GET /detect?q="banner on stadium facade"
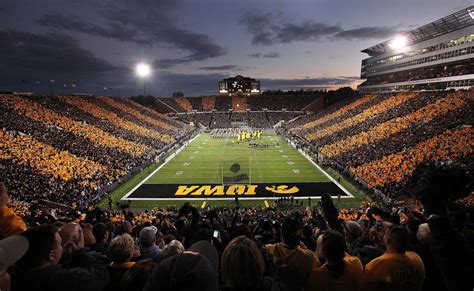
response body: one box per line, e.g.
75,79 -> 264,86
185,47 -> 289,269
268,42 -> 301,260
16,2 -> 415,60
124,182 -> 349,200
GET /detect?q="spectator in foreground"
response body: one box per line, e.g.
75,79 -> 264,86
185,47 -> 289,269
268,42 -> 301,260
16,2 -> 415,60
0,182 -> 27,238
265,217 -> 320,290
138,226 -> 161,262
106,233 -> 136,291
12,224 -> 109,291
143,251 -> 218,291
222,236 -> 276,291
301,224 -> 316,251
59,223 -> 86,266
361,226 -> 425,291
0,235 -> 29,291
160,239 -> 185,261
91,222 -> 109,255
120,258 -> 156,291
308,230 -> 363,291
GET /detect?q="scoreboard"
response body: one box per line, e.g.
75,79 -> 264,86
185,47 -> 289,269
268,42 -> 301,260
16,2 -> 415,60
219,75 -> 260,95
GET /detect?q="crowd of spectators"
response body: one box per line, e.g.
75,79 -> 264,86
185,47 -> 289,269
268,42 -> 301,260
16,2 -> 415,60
202,96 -> 216,111
177,111 -> 303,129
174,97 -> 193,112
0,95 -> 193,208
158,97 -> 194,113
155,93 -> 324,113
1,165 -> 472,291
205,112 -> 231,128
248,94 -> 321,111
232,96 -> 248,111
284,89 -> 473,200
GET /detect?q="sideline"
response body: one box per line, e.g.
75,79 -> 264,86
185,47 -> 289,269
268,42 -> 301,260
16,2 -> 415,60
289,140 -> 354,198
121,133 -> 201,200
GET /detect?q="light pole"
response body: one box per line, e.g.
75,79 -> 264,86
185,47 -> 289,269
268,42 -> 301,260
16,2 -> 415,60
135,63 -> 151,96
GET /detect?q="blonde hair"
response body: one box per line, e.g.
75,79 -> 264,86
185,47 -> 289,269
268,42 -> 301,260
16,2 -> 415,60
160,240 -> 185,260
222,236 -> 264,290
108,233 -> 135,263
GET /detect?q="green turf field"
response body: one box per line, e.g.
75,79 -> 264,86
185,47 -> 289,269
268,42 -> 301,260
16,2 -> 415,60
146,133 -> 330,184
99,133 -> 368,209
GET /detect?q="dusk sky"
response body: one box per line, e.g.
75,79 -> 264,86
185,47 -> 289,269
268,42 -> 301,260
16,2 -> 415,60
0,0 -> 471,96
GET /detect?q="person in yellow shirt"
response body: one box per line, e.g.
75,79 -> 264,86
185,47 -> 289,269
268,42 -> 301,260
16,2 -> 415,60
0,183 -> 27,239
265,217 -> 320,290
307,230 -> 363,291
361,226 -> 425,291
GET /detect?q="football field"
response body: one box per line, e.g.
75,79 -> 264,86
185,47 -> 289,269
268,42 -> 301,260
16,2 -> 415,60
121,133 -> 353,201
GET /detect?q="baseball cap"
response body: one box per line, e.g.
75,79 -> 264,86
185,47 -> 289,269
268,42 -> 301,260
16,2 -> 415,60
0,235 -> 29,273
139,226 -> 158,246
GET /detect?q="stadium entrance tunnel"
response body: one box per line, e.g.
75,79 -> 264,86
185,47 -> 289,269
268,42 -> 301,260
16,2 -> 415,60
123,182 -> 349,200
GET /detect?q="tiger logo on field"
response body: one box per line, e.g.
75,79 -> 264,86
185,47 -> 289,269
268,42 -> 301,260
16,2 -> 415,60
265,185 -> 299,194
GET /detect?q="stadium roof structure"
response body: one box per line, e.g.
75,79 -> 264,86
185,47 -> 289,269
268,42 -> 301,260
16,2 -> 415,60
362,6 -> 474,56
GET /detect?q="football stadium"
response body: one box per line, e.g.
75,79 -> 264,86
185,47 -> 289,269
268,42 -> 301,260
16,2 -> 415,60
0,2 -> 473,291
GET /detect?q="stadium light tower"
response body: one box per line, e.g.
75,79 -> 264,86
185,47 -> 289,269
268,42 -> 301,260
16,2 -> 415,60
135,63 -> 151,96
389,35 -> 409,50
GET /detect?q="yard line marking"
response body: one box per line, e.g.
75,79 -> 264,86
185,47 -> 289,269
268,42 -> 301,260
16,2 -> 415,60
288,141 -> 354,198
121,133 -> 200,200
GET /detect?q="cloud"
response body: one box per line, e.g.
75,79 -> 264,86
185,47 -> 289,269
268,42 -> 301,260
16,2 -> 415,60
239,11 -> 341,45
239,11 -> 403,45
263,52 -> 280,58
198,65 -> 239,71
38,13 -> 153,45
248,52 -> 279,58
275,21 -> 342,43
0,29 -> 122,92
331,26 -> 400,40
37,1 -> 226,68
0,30 -> 117,75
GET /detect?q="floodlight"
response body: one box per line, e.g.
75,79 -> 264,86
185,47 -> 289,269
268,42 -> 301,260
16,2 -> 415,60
389,35 -> 409,50
136,63 -> 151,77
